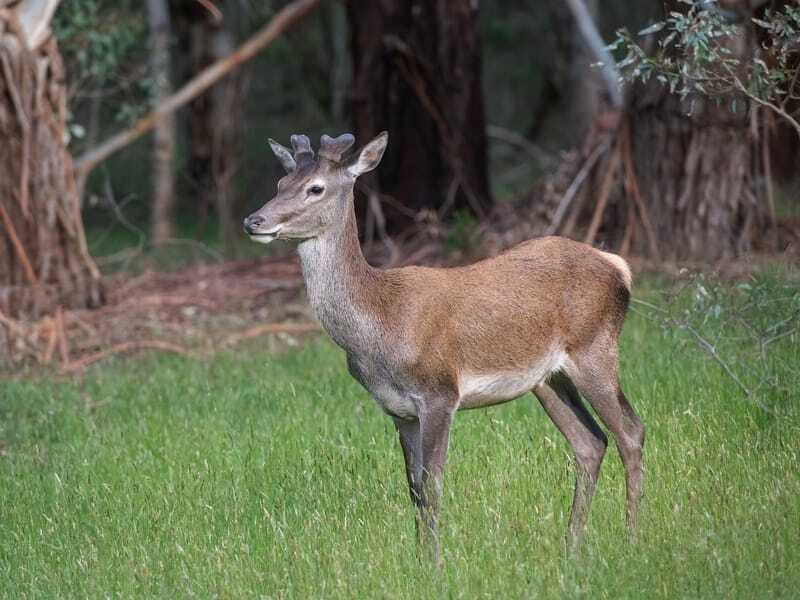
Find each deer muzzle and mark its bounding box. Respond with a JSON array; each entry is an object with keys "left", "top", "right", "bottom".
[{"left": 243, "top": 214, "right": 282, "bottom": 243}]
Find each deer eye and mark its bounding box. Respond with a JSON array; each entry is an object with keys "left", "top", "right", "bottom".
[{"left": 307, "top": 185, "right": 325, "bottom": 196}]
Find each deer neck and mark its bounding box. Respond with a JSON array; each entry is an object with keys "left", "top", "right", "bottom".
[{"left": 297, "top": 194, "right": 383, "bottom": 351}]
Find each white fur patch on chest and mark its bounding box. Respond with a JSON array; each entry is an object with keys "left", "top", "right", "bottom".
[{"left": 458, "top": 349, "right": 567, "bottom": 409}]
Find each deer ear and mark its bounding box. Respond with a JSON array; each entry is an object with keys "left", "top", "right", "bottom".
[
  {"left": 268, "top": 139, "right": 296, "bottom": 173},
  {"left": 347, "top": 131, "right": 388, "bottom": 177}
]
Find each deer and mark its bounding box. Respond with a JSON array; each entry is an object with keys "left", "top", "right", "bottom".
[{"left": 243, "top": 132, "right": 645, "bottom": 560}]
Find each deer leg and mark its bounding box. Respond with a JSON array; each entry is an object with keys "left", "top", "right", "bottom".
[
  {"left": 534, "top": 377, "right": 607, "bottom": 551},
  {"left": 417, "top": 404, "right": 455, "bottom": 563},
  {"left": 394, "top": 417, "right": 424, "bottom": 531},
  {"left": 566, "top": 355, "right": 645, "bottom": 533}
]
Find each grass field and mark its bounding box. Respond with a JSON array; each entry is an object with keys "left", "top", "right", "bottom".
[{"left": 1, "top": 276, "right": 799, "bottom": 598}]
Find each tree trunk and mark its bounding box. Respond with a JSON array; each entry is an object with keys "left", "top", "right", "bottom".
[
  {"left": 627, "top": 87, "right": 762, "bottom": 259},
  {"left": 147, "top": 0, "right": 176, "bottom": 246},
  {"left": 623, "top": 4, "right": 764, "bottom": 260},
  {"left": 552, "top": 0, "right": 767, "bottom": 261},
  {"left": 174, "top": 3, "right": 246, "bottom": 253},
  {"left": 210, "top": 26, "right": 248, "bottom": 256},
  {"left": 0, "top": 2, "right": 103, "bottom": 341},
  {"left": 346, "top": 0, "right": 492, "bottom": 234}
]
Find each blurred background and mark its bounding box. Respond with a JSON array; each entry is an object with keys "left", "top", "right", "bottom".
[{"left": 1, "top": 0, "right": 799, "bottom": 365}]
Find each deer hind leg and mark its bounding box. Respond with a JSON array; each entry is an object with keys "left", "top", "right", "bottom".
[
  {"left": 565, "top": 346, "right": 645, "bottom": 533},
  {"left": 534, "top": 376, "right": 608, "bottom": 551}
]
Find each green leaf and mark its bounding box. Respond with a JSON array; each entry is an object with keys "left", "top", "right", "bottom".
[{"left": 638, "top": 22, "right": 666, "bottom": 36}]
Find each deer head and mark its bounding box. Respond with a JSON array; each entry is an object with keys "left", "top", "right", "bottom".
[{"left": 243, "top": 132, "right": 388, "bottom": 244}]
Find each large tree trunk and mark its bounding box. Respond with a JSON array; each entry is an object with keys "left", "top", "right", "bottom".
[
  {"left": 0, "top": 2, "right": 103, "bottom": 339},
  {"left": 346, "top": 0, "right": 492, "bottom": 234},
  {"left": 549, "top": 0, "right": 767, "bottom": 261},
  {"left": 147, "top": 0, "right": 177, "bottom": 246},
  {"left": 628, "top": 85, "right": 762, "bottom": 259},
  {"left": 623, "top": 4, "right": 764, "bottom": 259}
]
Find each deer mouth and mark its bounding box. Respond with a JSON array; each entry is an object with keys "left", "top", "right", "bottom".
[{"left": 249, "top": 225, "right": 282, "bottom": 244}]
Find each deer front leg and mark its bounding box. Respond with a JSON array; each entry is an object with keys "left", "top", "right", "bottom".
[
  {"left": 394, "top": 404, "right": 454, "bottom": 563},
  {"left": 417, "top": 404, "right": 455, "bottom": 563},
  {"left": 394, "top": 417, "right": 423, "bottom": 520}
]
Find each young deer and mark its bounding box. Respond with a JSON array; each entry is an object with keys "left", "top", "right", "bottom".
[{"left": 244, "top": 132, "right": 644, "bottom": 557}]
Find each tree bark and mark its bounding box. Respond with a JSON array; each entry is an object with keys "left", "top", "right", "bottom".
[
  {"left": 627, "top": 87, "right": 762, "bottom": 259},
  {"left": 0, "top": 2, "right": 103, "bottom": 343},
  {"left": 147, "top": 0, "right": 176, "bottom": 246},
  {"left": 209, "top": 25, "right": 249, "bottom": 255},
  {"left": 175, "top": 2, "right": 247, "bottom": 253},
  {"left": 346, "top": 0, "right": 492, "bottom": 234},
  {"left": 552, "top": 0, "right": 767, "bottom": 260},
  {"left": 623, "top": 2, "right": 765, "bottom": 259}
]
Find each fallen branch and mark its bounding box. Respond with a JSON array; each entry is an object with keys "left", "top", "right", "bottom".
[
  {"left": 546, "top": 140, "right": 608, "bottom": 236},
  {"left": 584, "top": 141, "right": 622, "bottom": 245},
  {"left": 620, "top": 120, "right": 660, "bottom": 260},
  {"left": 223, "top": 322, "right": 321, "bottom": 347},
  {"left": 0, "top": 307, "right": 26, "bottom": 336},
  {"left": 74, "top": 0, "right": 320, "bottom": 177},
  {"left": 564, "top": 0, "right": 623, "bottom": 108},
  {"left": 61, "top": 340, "right": 197, "bottom": 373}
]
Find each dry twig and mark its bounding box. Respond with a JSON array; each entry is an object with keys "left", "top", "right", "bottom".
[
  {"left": 223, "top": 322, "right": 321, "bottom": 347},
  {"left": 61, "top": 340, "right": 197, "bottom": 373}
]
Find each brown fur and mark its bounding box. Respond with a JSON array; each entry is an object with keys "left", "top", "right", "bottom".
[{"left": 380, "top": 236, "right": 630, "bottom": 386}]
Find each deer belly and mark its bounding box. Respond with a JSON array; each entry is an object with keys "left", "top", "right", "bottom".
[{"left": 457, "top": 349, "right": 567, "bottom": 409}]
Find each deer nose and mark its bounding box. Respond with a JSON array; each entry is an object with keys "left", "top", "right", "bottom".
[{"left": 243, "top": 214, "right": 265, "bottom": 234}]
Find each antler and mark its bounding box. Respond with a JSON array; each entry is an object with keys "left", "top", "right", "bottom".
[
  {"left": 318, "top": 133, "right": 355, "bottom": 163},
  {"left": 290, "top": 134, "right": 314, "bottom": 168}
]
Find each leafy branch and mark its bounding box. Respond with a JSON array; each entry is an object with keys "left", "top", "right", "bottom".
[
  {"left": 631, "top": 272, "right": 800, "bottom": 416},
  {"left": 609, "top": 0, "right": 800, "bottom": 137}
]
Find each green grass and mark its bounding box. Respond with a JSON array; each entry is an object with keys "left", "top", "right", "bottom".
[{"left": 1, "top": 280, "right": 799, "bottom": 598}]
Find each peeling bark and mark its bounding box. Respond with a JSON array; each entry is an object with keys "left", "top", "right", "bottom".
[
  {"left": 0, "top": 1, "right": 104, "bottom": 361},
  {"left": 623, "top": 3, "right": 766, "bottom": 259}
]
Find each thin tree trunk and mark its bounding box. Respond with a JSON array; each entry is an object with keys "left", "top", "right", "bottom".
[
  {"left": 178, "top": 9, "right": 246, "bottom": 252},
  {"left": 565, "top": 0, "right": 619, "bottom": 143},
  {"left": 147, "top": 0, "right": 176, "bottom": 246},
  {"left": 209, "top": 26, "right": 248, "bottom": 255},
  {"left": 346, "top": 0, "right": 492, "bottom": 234},
  {"left": 0, "top": 1, "right": 104, "bottom": 359},
  {"left": 564, "top": 0, "right": 622, "bottom": 110}
]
